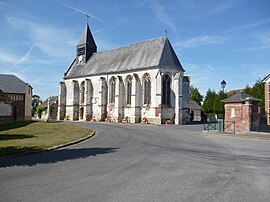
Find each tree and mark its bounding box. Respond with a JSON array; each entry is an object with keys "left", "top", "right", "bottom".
[
  {"left": 202, "top": 89, "right": 216, "bottom": 114},
  {"left": 32, "top": 94, "right": 42, "bottom": 113},
  {"left": 190, "top": 85, "right": 204, "bottom": 105},
  {"left": 244, "top": 80, "right": 265, "bottom": 110},
  {"left": 202, "top": 89, "right": 228, "bottom": 118},
  {"left": 35, "top": 105, "right": 46, "bottom": 119},
  {"left": 213, "top": 90, "right": 228, "bottom": 117}
]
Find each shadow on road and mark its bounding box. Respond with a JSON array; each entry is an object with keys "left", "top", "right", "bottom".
[{"left": 0, "top": 147, "right": 118, "bottom": 168}]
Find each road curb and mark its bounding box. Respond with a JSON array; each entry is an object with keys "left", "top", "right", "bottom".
[
  {"left": 46, "top": 130, "right": 96, "bottom": 150},
  {"left": 202, "top": 131, "right": 270, "bottom": 141}
]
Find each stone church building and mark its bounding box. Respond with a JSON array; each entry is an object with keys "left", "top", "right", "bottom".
[{"left": 58, "top": 24, "right": 190, "bottom": 124}]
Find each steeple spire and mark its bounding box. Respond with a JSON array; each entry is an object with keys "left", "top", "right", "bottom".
[
  {"left": 76, "top": 23, "right": 97, "bottom": 64},
  {"left": 85, "top": 11, "right": 90, "bottom": 24}
]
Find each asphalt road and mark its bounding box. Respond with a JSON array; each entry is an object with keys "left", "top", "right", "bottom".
[{"left": 1, "top": 122, "right": 270, "bottom": 202}]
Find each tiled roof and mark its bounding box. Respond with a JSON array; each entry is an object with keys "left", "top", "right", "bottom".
[
  {"left": 222, "top": 91, "right": 260, "bottom": 103},
  {"left": 0, "top": 74, "right": 31, "bottom": 94},
  {"left": 65, "top": 36, "right": 183, "bottom": 79},
  {"left": 227, "top": 89, "right": 244, "bottom": 96}
]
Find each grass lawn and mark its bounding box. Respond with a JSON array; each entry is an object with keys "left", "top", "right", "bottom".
[{"left": 0, "top": 121, "right": 93, "bottom": 157}]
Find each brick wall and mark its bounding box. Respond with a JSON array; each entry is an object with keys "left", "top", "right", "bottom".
[{"left": 224, "top": 100, "right": 260, "bottom": 134}]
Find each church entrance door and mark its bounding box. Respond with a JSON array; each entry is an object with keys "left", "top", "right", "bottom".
[{"left": 80, "top": 107, "right": 84, "bottom": 120}]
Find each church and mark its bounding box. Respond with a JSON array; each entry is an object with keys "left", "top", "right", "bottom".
[{"left": 58, "top": 23, "right": 190, "bottom": 125}]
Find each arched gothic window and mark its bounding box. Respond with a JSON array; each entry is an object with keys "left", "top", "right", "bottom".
[
  {"left": 80, "top": 81, "right": 85, "bottom": 104},
  {"left": 126, "top": 76, "right": 132, "bottom": 105},
  {"left": 109, "top": 77, "right": 116, "bottom": 104},
  {"left": 143, "top": 74, "right": 151, "bottom": 105},
  {"left": 162, "top": 74, "right": 171, "bottom": 106}
]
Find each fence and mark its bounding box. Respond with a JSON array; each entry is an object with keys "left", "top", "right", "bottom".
[{"left": 204, "top": 120, "right": 235, "bottom": 134}]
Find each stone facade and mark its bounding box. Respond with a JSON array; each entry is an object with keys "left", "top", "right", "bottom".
[
  {"left": 0, "top": 74, "right": 32, "bottom": 122},
  {"left": 0, "top": 89, "right": 13, "bottom": 125},
  {"left": 189, "top": 101, "right": 202, "bottom": 122},
  {"left": 59, "top": 69, "right": 188, "bottom": 124},
  {"left": 58, "top": 24, "right": 190, "bottom": 125},
  {"left": 40, "top": 96, "right": 58, "bottom": 120}
]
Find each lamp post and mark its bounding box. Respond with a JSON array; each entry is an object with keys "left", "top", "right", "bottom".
[{"left": 221, "top": 80, "right": 226, "bottom": 132}]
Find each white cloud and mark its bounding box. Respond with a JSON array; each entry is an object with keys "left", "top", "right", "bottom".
[
  {"left": 180, "top": 1, "right": 238, "bottom": 20},
  {"left": 0, "top": 50, "right": 19, "bottom": 64},
  {"left": 224, "top": 18, "right": 270, "bottom": 34},
  {"left": 55, "top": 0, "right": 104, "bottom": 23},
  {"left": 144, "top": 0, "right": 178, "bottom": 34},
  {"left": 0, "top": 1, "right": 7, "bottom": 6},
  {"left": 258, "top": 31, "right": 270, "bottom": 47},
  {"left": 176, "top": 35, "right": 226, "bottom": 49},
  {"left": 13, "top": 45, "right": 34, "bottom": 66},
  {"left": 6, "top": 17, "right": 77, "bottom": 59}
]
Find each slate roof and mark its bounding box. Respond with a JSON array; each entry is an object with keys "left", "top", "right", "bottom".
[
  {"left": 77, "top": 23, "right": 97, "bottom": 50},
  {"left": 190, "top": 101, "right": 201, "bottom": 110},
  {"left": 41, "top": 96, "right": 58, "bottom": 108},
  {"left": 0, "top": 89, "right": 11, "bottom": 101},
  {"left": 0, "top": 74, "right": 31, "bottom": 94},
  {"left": 222, "top": 91, "right": 261, "bottom": 103},
  {"left": 65, "top": 36, "right": 184, "bottom": 79},
  {"left": 262, "top": 73, "right": 270, "bottom": 82}
]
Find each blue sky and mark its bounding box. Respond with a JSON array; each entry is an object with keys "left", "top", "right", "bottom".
[{"left": 0, "top": 0, "right": 269, "bottom": 100}]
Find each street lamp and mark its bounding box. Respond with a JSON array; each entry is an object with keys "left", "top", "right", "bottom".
[
  {"left": 221, "top": 80, "right": 226, "bottom": 132},
  {"left": 221, "top": 80, "right": 226, "bottom": 90}
]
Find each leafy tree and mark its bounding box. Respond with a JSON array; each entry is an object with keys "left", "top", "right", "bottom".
[
  {"left": 214, "top": 90, "right": 228, "bottom": 117},
  {"left": 35, "top": 106, "right": 46, "bottom": 119},
  {"left": 202, "top": 89, "right": 228, "bottom": 118},
  {"left": 190, "top": 85, "right": 204, "bottom": 105},
  {"left": 202, "top": 89, "right": 216, "bottom": 114},
  {"left": 32, "top": 94, "right": 42, "bottom": 112},
  {"left": 244, "top": 80, "right": 264, "bottom": 110}
]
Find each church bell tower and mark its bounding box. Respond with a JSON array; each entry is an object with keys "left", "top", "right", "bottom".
[{"left": 76, "top": 23, "right": 97, "bottom": 65}]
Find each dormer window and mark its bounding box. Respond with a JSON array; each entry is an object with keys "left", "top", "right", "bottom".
[{"left": 77, "top": 47, "right": 85, "bottom": 56}]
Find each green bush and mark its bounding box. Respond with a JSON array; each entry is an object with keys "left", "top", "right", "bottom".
[{"left": 36, "top": 106, "right": 46, "bottom": 118}]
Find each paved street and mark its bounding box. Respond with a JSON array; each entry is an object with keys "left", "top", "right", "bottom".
[{"left": 1, "top": 122, "right": 270, "bottom": 202}]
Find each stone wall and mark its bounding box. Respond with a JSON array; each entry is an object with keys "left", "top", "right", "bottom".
[
  {"left": 60, "top": 67, "right": 188, "bottom": 125},
  {"left": 0, "top": 101, "right": 12, "bottom": 125}
]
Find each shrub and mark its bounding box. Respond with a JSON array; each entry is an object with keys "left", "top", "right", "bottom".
[{"left": 36, "top": 106, "right": 46, "bottom": 118}]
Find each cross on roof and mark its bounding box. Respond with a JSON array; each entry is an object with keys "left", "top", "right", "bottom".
[
  {"left": 85, "top": 11, "right": 90, "bottom": 24},
  {"left": 164, "top": 29, "right": 168, "bottom": 36}
]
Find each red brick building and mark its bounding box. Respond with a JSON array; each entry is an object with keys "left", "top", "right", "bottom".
[
  {"left": 222, "top": 91, "right": 260, "bottom": 134},
  {"left": 262, "top": 74, "right": 270, "bottom": 125}
]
